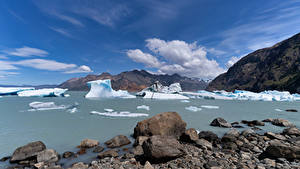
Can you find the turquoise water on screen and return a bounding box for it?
[0,91,299,166]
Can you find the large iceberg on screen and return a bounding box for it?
[0,87,34,96]
[181,90,300,102]
[136,81,188,100]
[18,88,68,97]
[85,79,135,98]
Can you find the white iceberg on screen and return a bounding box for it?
[67,107,78,113]
[29,102,68,111]
[137,91,189,100]
[18,88,68,97]
[137,105,150,111]
[0,87,34,96]
[141,81,182,94]
[90,111,148,117]
[104,108,114,112]
[275,109,283,112]
[185,106,202,112]
[85,79,135,98]
[181,100,190,103]
[201,105,219,109]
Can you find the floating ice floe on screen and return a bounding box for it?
[275,109,283,112]
[181,90,300,102]
[29,101,78,111]
[90,111,148,117]
[137,105,150,111]
[181,100,190,103]
[104,108,114,112]
[18,88,68,97]
[185,106,202,112]
[0,87,34,96]
[85,79,135,98]
[67,108,78,113]
[201,105,219,109]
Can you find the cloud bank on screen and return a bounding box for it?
[127,38,225,79]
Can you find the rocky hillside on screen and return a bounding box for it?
[59,70,207,92]
[207,33,300,93]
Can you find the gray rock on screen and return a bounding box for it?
[105,135,131,148]
[93,146,104,153]
[97,149,118,159]
[79,139,99,148]
[265,132,286,140]
[271,119,295,127]
[37,149,59,163]
[282,127,300,136]
[10,141,46,163]
[195,139,213,150]
[180,128,199,143]
[210,118,232,128]
[260,143,300,160]
[68,162,88,169]
[198,131,219,143]
[134,136,149,146]
[62,151,75,158]
[225,129,240,137]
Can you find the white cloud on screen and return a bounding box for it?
[0,71,19,78]
[226,56,240,68]
[0,60,18,70]
[50,27,73,38]
[15,59,76,71]
[64,65,93,74]
[4,46,48,57]
[127,49,162,67]
[0,54,8,59]
[54,13,84,27]
[127,38,226,79]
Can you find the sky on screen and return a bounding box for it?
[0,0,300,85]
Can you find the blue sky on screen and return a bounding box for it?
[0,0,300,85]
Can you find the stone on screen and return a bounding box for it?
[282,127,300,136]
[210,118,232,128]
[62,151,75,158]
[37,149,59,163]
[286,109,298,112]
[105,135,131,148]
[0,156,10,162]
[93,146,104,153]
[265,132,286,140]
[271,119,295,127]
[77,148,86,155]
[10,141,46,163]
[180,128,199,143]
[225,129,240,137]
[144,161,154,169]
[142,135,185,162]
[133,112,187,139]
[68,162,88,169]
[241,129,255,136]
[241,120,265,126]
[222,142,238,150]
[133,145,144,156]
[195,139,213,150]
[221,135,237,143]
[79,139,99,148]
[198,131,219,143]
[98,149,118,159]
[134,136,149,146]
[260,143,300,160]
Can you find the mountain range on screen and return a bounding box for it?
[58,70,208,92]
[207,33,300,94]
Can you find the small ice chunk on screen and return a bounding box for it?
[275,109,283,112]
[137,105,150,111]
[18,88,67,97]
[181,100,190,103]
[90,111,148,117]
[185,106,202,112]
[201,105,219,109]
[104,109,114,112]
[67,108,78,113]
[29,101,67,111]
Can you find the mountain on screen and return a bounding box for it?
[59,70,208,92]
[207,33,300,93]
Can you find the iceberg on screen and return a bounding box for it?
[18,88,67,97]
[67,108,78,113]
[181,100,190,103]
[85,79,135,98]
[201,105,219,109]
[137,105,150,111]
[29,101,78,111]
[90,111,148,117]
[136,91,189,100]
[141,81,182,94]
[185,106,202,112]
[0,87,34,96]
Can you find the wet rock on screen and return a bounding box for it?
[198,131,219,143]
[272,119,295,127]
[37,149,59,163]
[241,129,255,136]
[282,127,300,136]
[223,142,238,151]
[225,129,240,137]
[180,128,199,143]
[144,161,154,169]
[133,112,187,139]
[241,120,264,126]
[142,135,185,162]
[210,118,232,128]
[10,141,46,163]
[265,132,286,140]
[286,109,298,112]
[105,135,131,148]
[0,156,10,162]
[68,162,88,169]
[62,151,75,158]
[79,139,99,148]
[221,135,237,143]
[93,146,104,153]
[77,148,86,155]
[262,118,273,122]
[260,143,300,160]
[195,139,212,150]
[134,136,149,147]
[98,149,118,159]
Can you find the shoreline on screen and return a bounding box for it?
[1,112,300,169]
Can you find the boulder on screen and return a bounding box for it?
[241,129,255,136]
[195,139,213,150]
[68,162,88,169]
[133,145,144,156]
[142,135,185,162]
[62,151,75,158]
[37,149,59,163]
[133,112,186,139]
[265,132,286,140]
[134,136,149,146]
[144,161,154,169]
[271,119,295,127]
[180,128,199,143]
[10,141,46,163]
[210,118,232,128]
[286,109,298,112]
[79,139,99,148]
[225,129,240,137]
[241,120,264,126]
[93,146,104,153]
[260,143,300,160]
[221,135,237,143]
[282,127,300,136]
[97,150,118,159]
[105,135,131,148]
[198,131,220,143]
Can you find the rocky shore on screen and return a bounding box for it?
[1,112,300,169]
